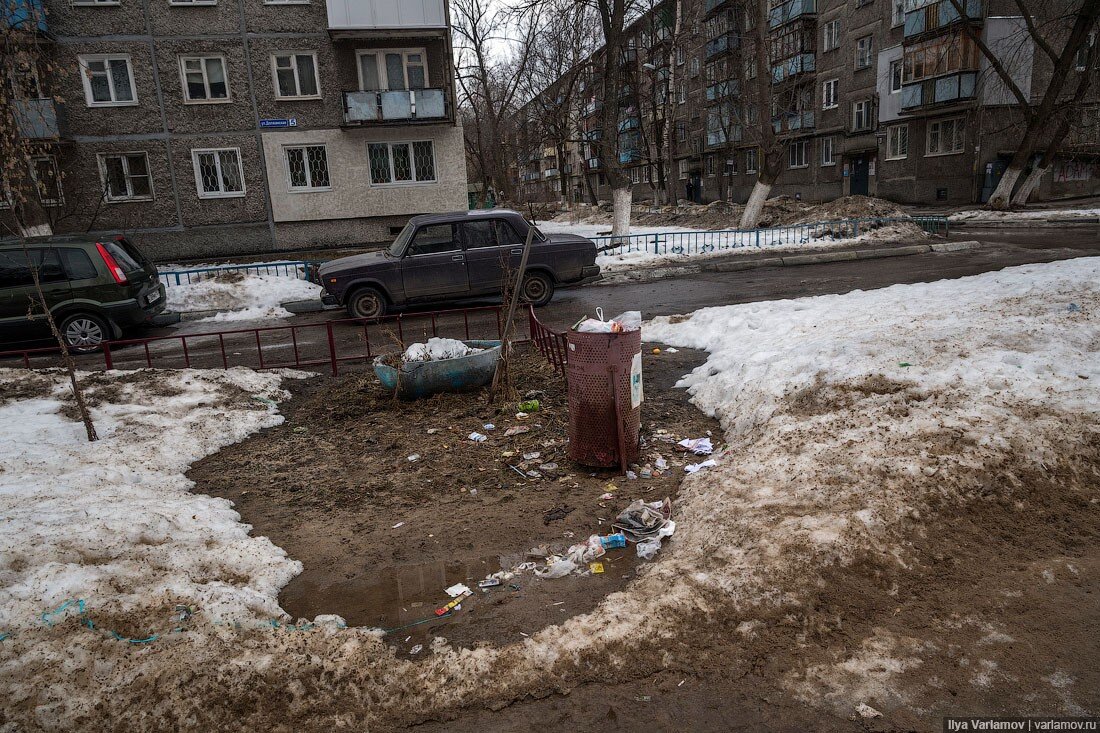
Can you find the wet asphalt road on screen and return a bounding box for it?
[3,225,1097,370]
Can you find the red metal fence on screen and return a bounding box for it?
[529,306,568,374]
[0,305,518,376]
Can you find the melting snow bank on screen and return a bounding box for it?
[2,259,1098,729]
[949,207,1100,222]
[164,269,322,321]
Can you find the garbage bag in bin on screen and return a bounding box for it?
[566,327,642,470]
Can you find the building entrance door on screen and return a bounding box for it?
[850,156,869,196]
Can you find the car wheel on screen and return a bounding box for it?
[347,287,387,320]
[520,271,555,307]
[60,312,111,353]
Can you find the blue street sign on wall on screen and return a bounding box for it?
[260,118,298,128]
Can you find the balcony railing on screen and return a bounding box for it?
[11,98,62,139]
[342,88,448,123]
[705,79,740,101]
[705,31,739,59]
[544,168,559,178]
[899,71,977,109]
[771,53,815,83]
[904,0,981,38]
[772,110,816,133]
[768,0,815,29]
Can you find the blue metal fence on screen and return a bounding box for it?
[158,261,321,287]
[589,216,948,257]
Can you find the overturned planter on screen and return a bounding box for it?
[373,340,503,399]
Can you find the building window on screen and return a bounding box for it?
[822,20,840,52]
[677,121,687,142]
[78,55,136,106]
[788,140,808,169]
[180,55,229,102]
[356,49,427,91]
[678,159,689,180]
[926,117,965,155]
[72,0,120,6]
[272,52,320,99]
[705,155,715,176]
[890,59,903,93]
[821,136,835,166]
[630,166,640,184]
[891,0,905,26]
[690,57,700,77]
[98,152,153,201]
[678,82,686,104]
[1075,33,1095,71]
[284,145,330,191]
[852,99,872,131]
[745,148,758,173]
[169,0,217,5]
[822,78,838,109]
[887,124,909,159]
[676,45,685,65]
[367,141,436,184]
[855,36,873,69]
[263,0,310,4]
[192,148,245,198]
[31,155,63,205]
[903,35,980,83]
[744,56,757,79]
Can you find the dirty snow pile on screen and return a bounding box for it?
[949,207,1100,222]
[164,268,322,322]
[0,368,304,628]
[402,337,484,363]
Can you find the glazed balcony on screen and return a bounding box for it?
[771,53,816,84]
[342,88,449,124]
[327,0,446,35]
[705,79,740,101]
[768,0,815,30]
[772,110,816,133]
[899,70,978,109]
[904,0,981,39]
[11,98,64,139]
[705,31,739,59]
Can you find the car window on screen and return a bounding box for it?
[407,224,458,256]
[462,220,497,249]
[101,240,142,271]
[60,248,99,280]
[494,220,525,246]
[0,250,33,288]
[30,249,66,283]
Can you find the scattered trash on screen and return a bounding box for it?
[435,591,470,616]
[575,309,642,333]
[898,361,912,368]
[508,465,528,479]
[538,463,558,471]
[856,703,883,719]
[403,338,484,363]
[589,561,605,574]
[637,537,662,560]
[635,695,652,702]
[292,426,308,434]
[1067,302,1081,313]
[640,467,653,479]
[444,583,471,598]
[613,498,675,542]
[483,423,495,431]
[477,578,502,589]
[517,399,541,413]
[526,470,542,478]
[626,470,638,480]
[652,348,661,354]
[391,522,405,529]
[665,347,679,353]
[543,505,575,524]
[407,454,420,462]
[409,644,423,655]
[469,488,478,496]
[655,457,668,470]
[599,492,615,500]
[685,459,717,474]
[515,412,530,419]
[678,437,713,455]
[599,533,627,549]
[537,557,577,578]
[468,432,488,442]
[523,451,541,460]
[504,425,530,437]
[426,428,439,435]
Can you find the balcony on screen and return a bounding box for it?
[544,168,559,178]
[3,0,48,32]
[327,0,446,35]
[586,157,602,170]
[705,31,739,59]
[342,89,448,124]
[705,79,740,101]
[904,0,981,38]
[771,53,815,83]
[11,98,63,139]
[768,0,815,29]
[900,71,977,109]
[772,110,815,133]
[582,100,602,117]
[704,0,733,13]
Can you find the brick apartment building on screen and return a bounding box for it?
[510,0,1100,206]
[2,0,467,260]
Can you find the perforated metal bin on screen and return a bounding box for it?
[565,328,642,470]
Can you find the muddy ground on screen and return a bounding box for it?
[189,346,718,654]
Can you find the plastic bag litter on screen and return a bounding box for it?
[536,557,577,578]
[612,497,674,541]
[678,437,713,455]
[637,537,662,560]
[575,307,642,333]
[685,459,717,473]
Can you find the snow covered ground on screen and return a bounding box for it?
[949,207,1100,222]
[163,268,322,322]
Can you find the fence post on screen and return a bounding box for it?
[102,343,114,370]
[754,228,760,248]
[326,321,338,377]
[853,219,860,238]
[653,234,659,254]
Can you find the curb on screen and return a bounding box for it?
[950,218,1099,228]
[169,298,330,321]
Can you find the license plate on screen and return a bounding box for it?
[147,290,161,304]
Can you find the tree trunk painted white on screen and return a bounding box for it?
[1011,165,1047,206]
[986,165,1023,210]
[739,179,772,229]
[611,186,632,239]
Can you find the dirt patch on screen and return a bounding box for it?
[0,370,58,407]
[188,345,719,654]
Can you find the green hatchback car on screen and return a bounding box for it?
[0,235,165,351]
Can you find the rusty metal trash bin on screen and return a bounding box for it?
[566,328,642,471]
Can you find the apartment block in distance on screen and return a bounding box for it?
[1,0,467,259]
[511,0,1099,206]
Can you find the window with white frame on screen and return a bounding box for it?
[705,155,715,176]
[926,117,965,155]
[31,155,63,205]
[1075,32,1096,71]
[821,136,835,166]
[678,159,689,180]
[284,145,330,191]
[892,0,906,25]
[264,0,310,4]
[169,0,217,5]
[822,20,840,52]
[192,148,245,198]
[78,55,136,106]
[367,141,436,184]
[630,166,640,184]
[887,124,909,159]
[676,45,685,65]
[788,140,808,168]
[98,152,153,201]
[855,36,873,69]
[745,148,758,173]
[690,57,699,77]
[678,82,686,103]
[890,59,903,93]
[180,55,229,102]
[677,121,687,141]
[272,52,319,98]
[357,49,427,91]
[822,78,838,109]
[852,99,872,131]
[72,0,121,5]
